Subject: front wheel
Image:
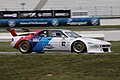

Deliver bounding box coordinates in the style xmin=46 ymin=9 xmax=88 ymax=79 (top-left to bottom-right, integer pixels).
xmin=72 ymin=41 xmax=86 ymax=53
xmin=18 ymin=41 xmax=32 ymax=54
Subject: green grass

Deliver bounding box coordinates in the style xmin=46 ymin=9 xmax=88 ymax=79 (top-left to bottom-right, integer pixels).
xmin=0 ymin=42 xmax=18 ymax=52
xmin=111 ymin=41 xmax=120 ymax=53
xmin=0 ymin=54 xmax=120 ymax=80
xmin=0 ymin=41 xmax=120 ymax=80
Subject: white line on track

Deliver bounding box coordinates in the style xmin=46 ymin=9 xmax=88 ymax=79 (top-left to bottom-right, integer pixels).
xmin=0 ymin=52 xmax=20 ymax=54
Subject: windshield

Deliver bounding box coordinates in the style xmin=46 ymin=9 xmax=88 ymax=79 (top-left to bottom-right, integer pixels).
xmin=65 ymin=31 xmax=82 ymax=38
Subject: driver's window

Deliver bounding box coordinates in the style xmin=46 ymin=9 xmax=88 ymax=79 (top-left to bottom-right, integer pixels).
xmin=49 ymin=30 xmax=67 ymax=37
xmin=38 ymin=30 xmax=48 ymax=37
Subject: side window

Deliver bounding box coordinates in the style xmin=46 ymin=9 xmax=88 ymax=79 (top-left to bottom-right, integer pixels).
xmin=49 ymin=30 xmax=67 ymax=37
xmin=38 ymin=30 xmax=48 ymax=37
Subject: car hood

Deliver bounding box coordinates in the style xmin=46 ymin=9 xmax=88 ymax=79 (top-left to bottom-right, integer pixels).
xmin=78 ymin=37 xmax=111 ymax=45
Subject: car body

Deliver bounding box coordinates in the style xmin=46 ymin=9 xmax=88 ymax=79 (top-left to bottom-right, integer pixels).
xmin=7 ymin=28 xmax=111 ymax=54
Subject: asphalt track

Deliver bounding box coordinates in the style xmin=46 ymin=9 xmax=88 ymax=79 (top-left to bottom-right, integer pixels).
xmin=0 ymin=52 xmax=120 ymax=55
xmin=0 ymin=52 xmax=20 ymax=54
xmin=0 ymin=51 xmax=76 ymax=55
xmin=0 ymin=51 xmax=119 ymax=55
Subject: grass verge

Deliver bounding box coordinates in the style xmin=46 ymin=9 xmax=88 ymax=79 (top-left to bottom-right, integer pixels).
xmin=0 ymin=54 xmax=120 ymax=80
xmin=0 ymin=42 xmax=18 ymax=52
xmin=0 ymin=41 xmax=120 ymax=80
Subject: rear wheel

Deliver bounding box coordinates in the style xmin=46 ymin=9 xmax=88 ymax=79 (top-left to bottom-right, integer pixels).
xmin=18 ymin=41 xmax=32 ymax=54
xmin=72 ymin=41 xmax=86 ymax=53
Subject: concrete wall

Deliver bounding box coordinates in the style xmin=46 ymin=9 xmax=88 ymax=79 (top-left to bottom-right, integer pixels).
xmin=104 ymin=31 xmax=120 ymax=41
xmin=101 ymin=19 xmax=120 ymax=25
xmin=78 ymin=30 xmax=120 ymax=41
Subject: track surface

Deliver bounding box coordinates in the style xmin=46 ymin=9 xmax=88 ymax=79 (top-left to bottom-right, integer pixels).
xmin=0 ymin=52 xmax=76 ymax=55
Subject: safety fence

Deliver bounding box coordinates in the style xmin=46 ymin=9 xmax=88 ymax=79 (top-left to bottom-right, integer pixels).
xmin=46 ymin=6 xmax=120 ymax=18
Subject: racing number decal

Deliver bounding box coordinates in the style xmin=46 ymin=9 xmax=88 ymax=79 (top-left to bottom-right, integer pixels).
xmin=60 ymin=40 xmax=68 ymax=49
xmin=61 ymin=41 xmax=66 ymax=46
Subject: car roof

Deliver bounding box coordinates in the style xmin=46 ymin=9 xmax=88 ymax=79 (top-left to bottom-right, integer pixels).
xmin=33 ymin=29 xmax=72 ymax=34
xmin=44 ymin=29 xmax=71 ymax=31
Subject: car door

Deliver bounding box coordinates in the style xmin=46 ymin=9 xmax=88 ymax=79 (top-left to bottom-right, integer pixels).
xmin=32 ymin=30 xmax=52 ymax=51
xmin=44 ymin=30 xmax=70 ymax=51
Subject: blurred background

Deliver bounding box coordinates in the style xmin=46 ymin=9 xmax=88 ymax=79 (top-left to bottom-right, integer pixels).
xmin=0 ymin=0 xmax=120 ymax=18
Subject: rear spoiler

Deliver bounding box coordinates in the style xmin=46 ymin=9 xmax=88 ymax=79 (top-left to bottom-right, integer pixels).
xmin=7 ymin=28 xmax=17 ymax=36
xmin=7 ymin=28 xmax=30 ymax=36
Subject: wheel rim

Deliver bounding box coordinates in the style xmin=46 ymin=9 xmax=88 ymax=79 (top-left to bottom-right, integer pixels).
xmin=19 ymin=41 xmax=30 ymax=53
xmin=73 ymin=42 xmax=85 ymax=53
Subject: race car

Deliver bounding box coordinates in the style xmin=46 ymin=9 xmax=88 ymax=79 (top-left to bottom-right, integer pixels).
xmin=7 ymin=28 xmax=111 ymax=54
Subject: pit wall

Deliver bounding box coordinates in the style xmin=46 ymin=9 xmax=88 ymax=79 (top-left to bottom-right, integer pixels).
xmin=100 ymin=19 xmax=120 ymax=25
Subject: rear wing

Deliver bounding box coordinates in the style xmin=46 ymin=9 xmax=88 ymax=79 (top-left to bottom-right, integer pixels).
xmin=7 ymin=28 xmax=17 ymax=36
xmin=7 ymin=28 xmax=30 ymax=36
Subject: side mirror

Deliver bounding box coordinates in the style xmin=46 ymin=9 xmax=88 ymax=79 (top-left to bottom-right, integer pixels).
xmin=61 ymin=35 xmax=65 ymax=39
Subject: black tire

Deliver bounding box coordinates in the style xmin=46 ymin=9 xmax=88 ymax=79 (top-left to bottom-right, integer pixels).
xmin=72 ymin=41 xmax=86 ymax=53
xmin=18 ymin=41 xmax=32 ymax=54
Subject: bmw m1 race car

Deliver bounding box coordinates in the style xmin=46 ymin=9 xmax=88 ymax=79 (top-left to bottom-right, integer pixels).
xmin=7 ymin=28 xmax=111 ymax=54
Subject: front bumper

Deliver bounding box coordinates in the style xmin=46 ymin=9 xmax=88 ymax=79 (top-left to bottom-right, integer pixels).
xmin=87 ymin=44 xmax=111 ymax=53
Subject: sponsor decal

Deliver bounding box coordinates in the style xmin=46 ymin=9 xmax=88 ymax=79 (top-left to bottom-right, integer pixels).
xmin=42 ymin=13 xmax=52 ymax=17
xmin=51 ymin=19 xmax=59 ymax=26
xmin=20 ymin=13 xmax=37 ymax=18
xmin=45 ymin=44 xmax=55 ymax=49
xmin=32 ymin=38 xmax=40 ymax=42
xmin=91 ymin=18 xmax=98 ymax=25
xmin=37 ymin=13 xmax=52 ymax=17
xmin=8 ymin=20 xmax=16 ymax=27
xmin=4 ymin=13 xmax=17 ymax=17
xmin=90 ymin=45 xmax=99 ymax=48
xmin=67 ymin=18 xmax=87 ymax=25
xmin=37 ymin=13 xmax=42 ymax=17
xmin=55 ymin=13 xmax=69 ymax=17
xmin=20 ymin=22 xmax=48 ymax=25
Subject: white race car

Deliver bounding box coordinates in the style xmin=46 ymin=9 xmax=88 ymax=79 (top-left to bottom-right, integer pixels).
xmin=7 ymin=28 xmax=111 ymax=54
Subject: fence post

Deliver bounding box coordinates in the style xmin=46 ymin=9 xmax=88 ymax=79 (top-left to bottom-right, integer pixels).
xmin=79 ymin=7 xmax=82 ymax=10
xmin=110 ymin=6 xmax=113 ymax=16
xmin=5 ymin=8 xmax=7 ymax=11
xmin=95 ymin=6 xmax=97 ymax=16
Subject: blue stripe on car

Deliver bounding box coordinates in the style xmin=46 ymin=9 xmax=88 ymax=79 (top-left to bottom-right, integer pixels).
xmin=32 ymin=37 xmax=52 ymax=51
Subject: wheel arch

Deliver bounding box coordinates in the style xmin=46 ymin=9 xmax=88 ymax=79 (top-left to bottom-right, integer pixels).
xmin=70 ymin=40 xmax=88 ymax=53
xmin=18 ymin=40 xmax=32 ymax=53
xmin=17 ymin=40 xmax=31 ymax=49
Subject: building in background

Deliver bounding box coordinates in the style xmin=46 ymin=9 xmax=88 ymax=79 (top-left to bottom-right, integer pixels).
xmin=0 ymin=0 xmax=40 ymax=11
xmin=0 ymin=0 xmax=120 ymax=17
